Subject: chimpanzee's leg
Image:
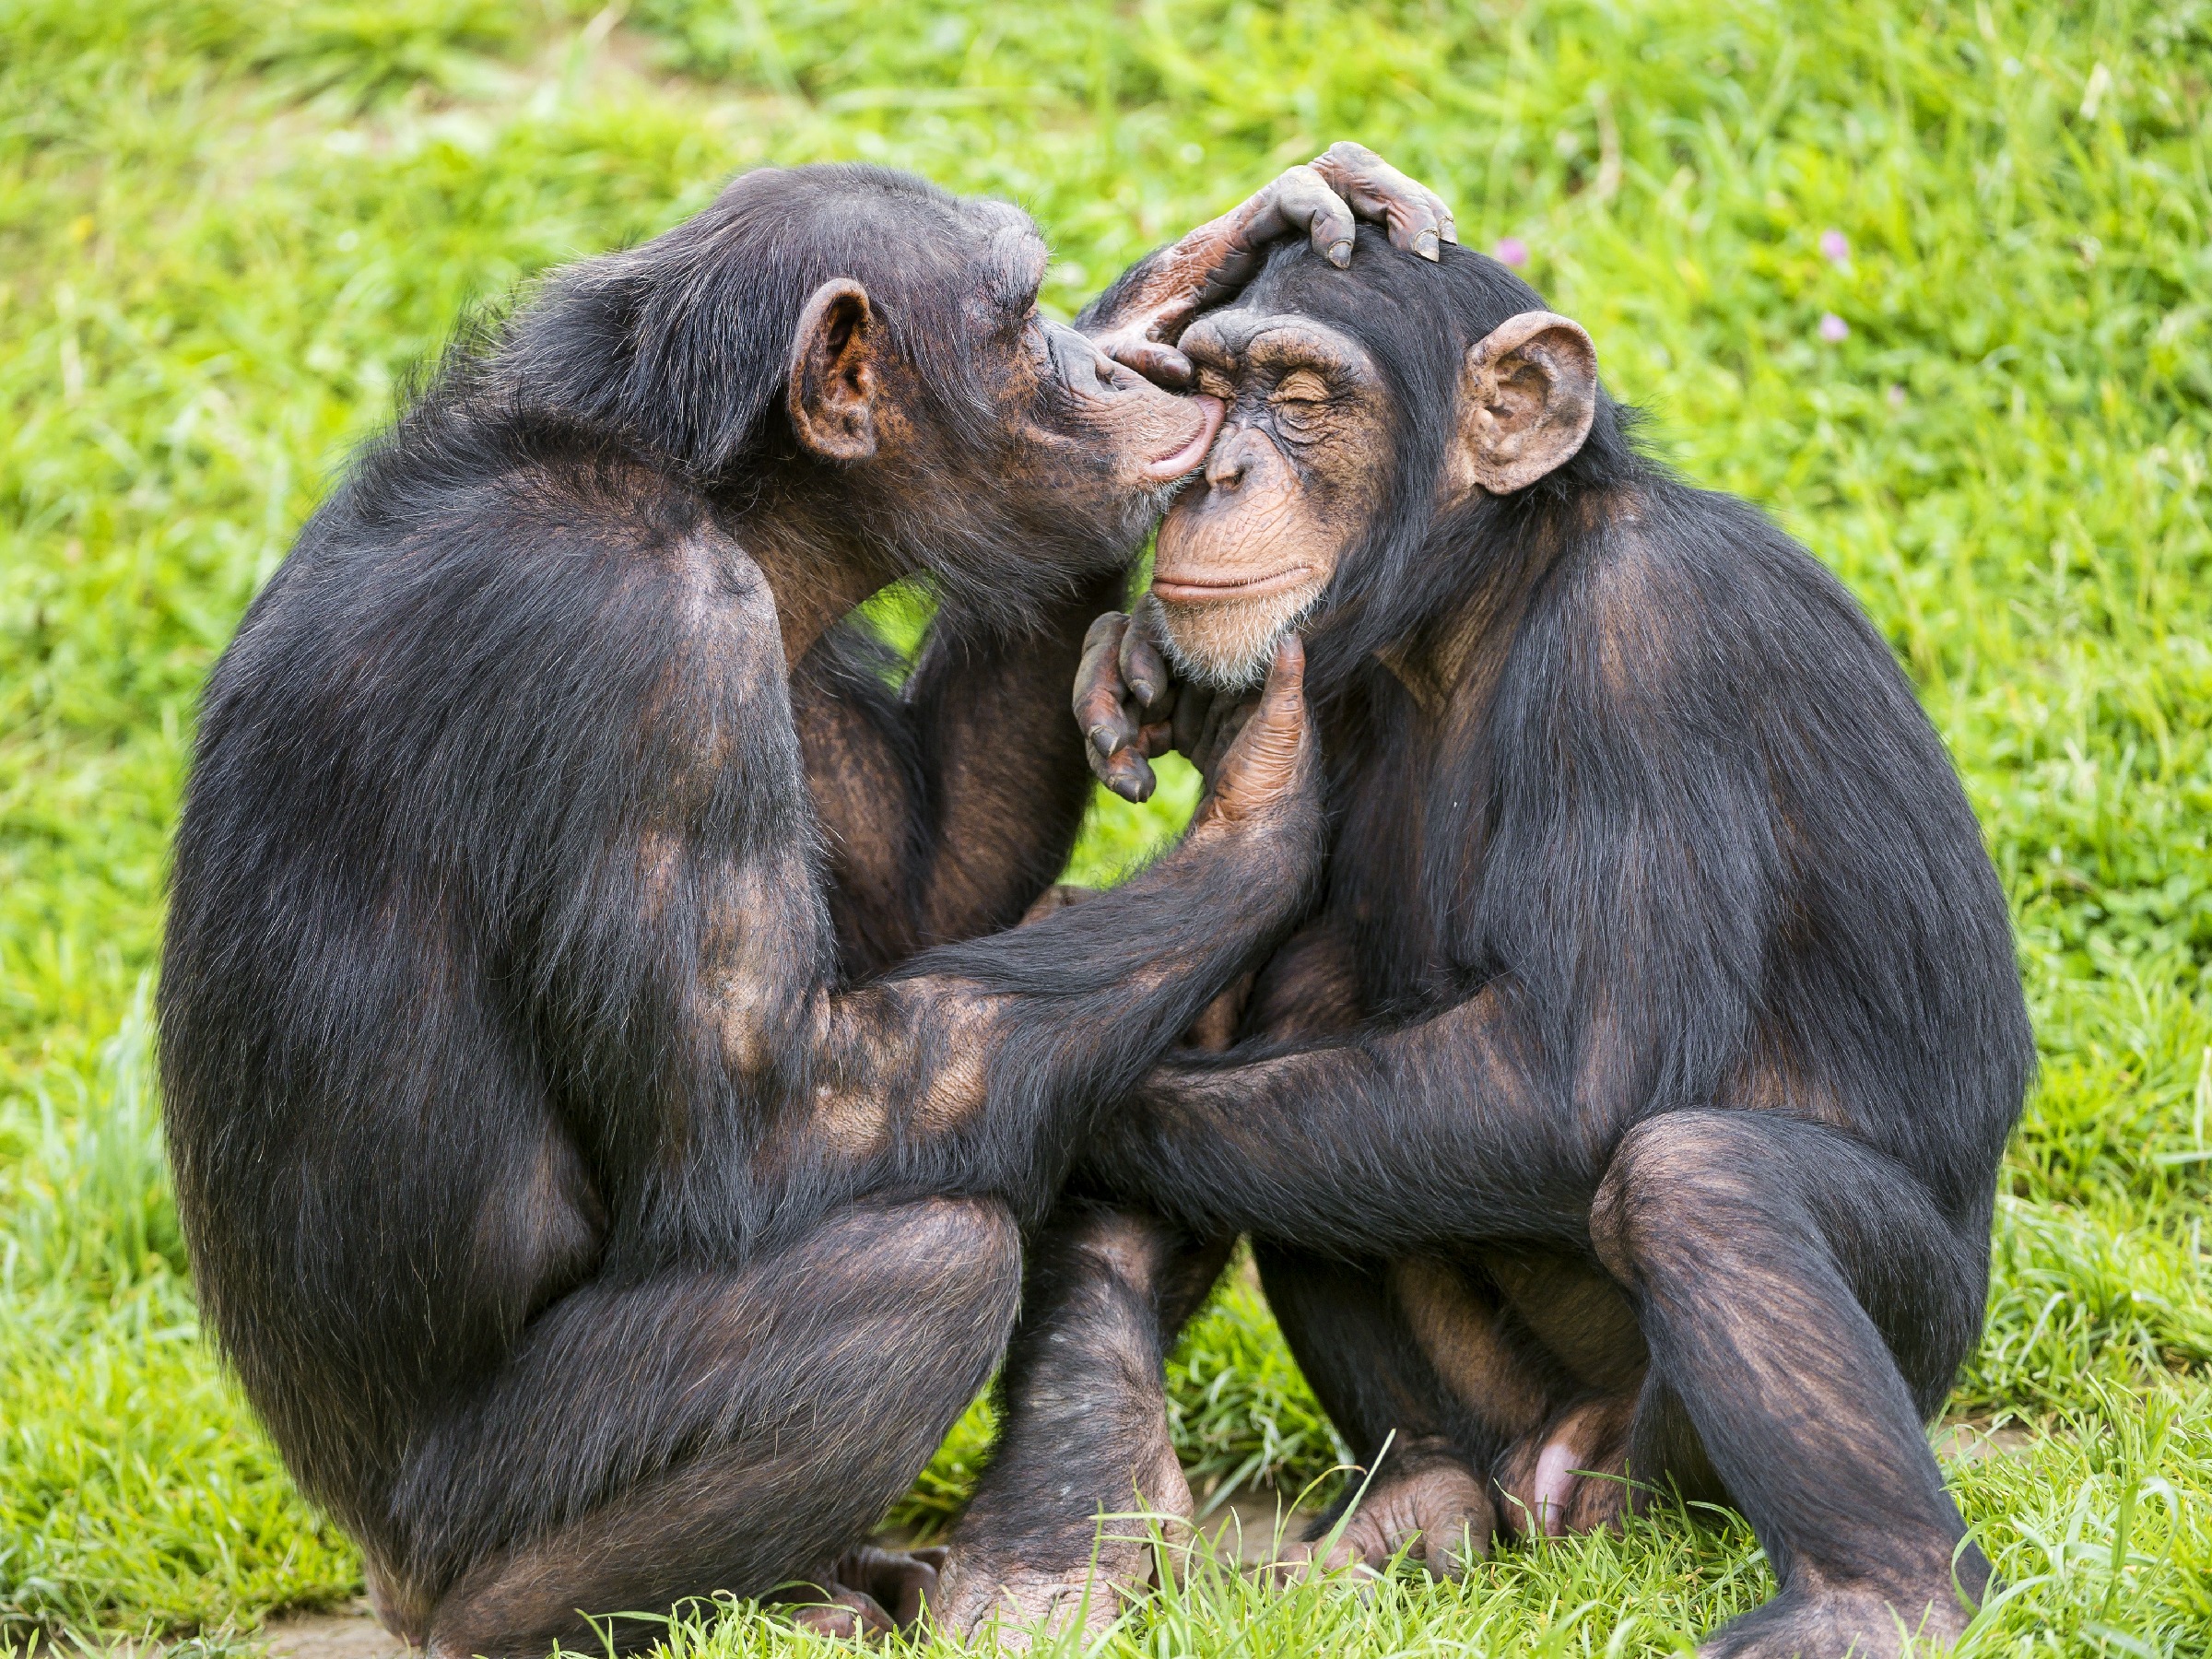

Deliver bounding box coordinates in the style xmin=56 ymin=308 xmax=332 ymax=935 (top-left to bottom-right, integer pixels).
xmin=935 ymin=1206 xmax=1230 ymax=1639
xmin=1584 ymin=1110 xmax=1992 ymax=1659
xmin=1256 ymin=1248 xmax=1535 ymax=1571
xmin=380 ymin=1197 xmax=1019 ymax=1659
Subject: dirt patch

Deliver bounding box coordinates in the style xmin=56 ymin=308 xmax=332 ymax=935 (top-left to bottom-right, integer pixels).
xmin=255 ymin=1607 xmax=406 ymax=1659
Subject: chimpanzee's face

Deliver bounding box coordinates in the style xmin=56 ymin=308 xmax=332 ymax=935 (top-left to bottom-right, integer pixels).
xmin=960 ymin=221 xmax=1223 ymax=550
xmin=783 ymin=203 xmax=1223 ymax=593
xmin=1146 ymin=242 xmax=1600 ymax=688
xmin=1147 ymin=303 xmax=1394 ymax=688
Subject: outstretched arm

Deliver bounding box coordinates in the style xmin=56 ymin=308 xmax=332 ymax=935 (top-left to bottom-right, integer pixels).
xmin=1081 ymin=987 xmax=1594 ymax=1252
xmin=805 ymin=637 xmax=1324 ymax=1218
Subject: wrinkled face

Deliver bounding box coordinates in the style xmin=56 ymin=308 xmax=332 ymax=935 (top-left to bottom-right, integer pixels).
xmin=979 ymin=221 xmax=1225 ymax=542
xmin=1147 ymin=254 xmax=1601 ymax=688
xmin=1150 ymin=306 xmax=1394 ymax=688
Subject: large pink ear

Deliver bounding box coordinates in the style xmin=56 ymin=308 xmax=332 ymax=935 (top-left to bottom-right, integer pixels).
xmin=1443 ymin=310 xmax=1597 ymax=498
xmin=787 ymin=278 xmax=878 ymax=461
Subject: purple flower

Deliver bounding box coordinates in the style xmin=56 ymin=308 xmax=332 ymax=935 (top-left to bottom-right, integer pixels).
xmin=1818 ymin=229 xmax=1850 ymax=265
xmin=1494 ymin=236 xmax=1530 ymax=268
xmin=1818 ymin=312 xmax=1850 ymax=343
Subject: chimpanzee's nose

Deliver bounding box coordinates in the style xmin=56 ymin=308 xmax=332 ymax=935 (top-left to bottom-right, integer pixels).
xmin=1205 ymin=431 xmax=1253 ymax=490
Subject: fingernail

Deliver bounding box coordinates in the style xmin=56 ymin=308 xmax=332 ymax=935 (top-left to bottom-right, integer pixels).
xmin=1088 ymin=726 xmax=1117 ymax=757
xmin=1441 ymin=220 xmax=1460 ymax=244
xmin=1129 ymin=676 xmax=1159 ymax=704
xmin=1328 ymin=241 xmax=1352 ymax=268
xmin=1417 ymin=229 xmax=1441 ymax=261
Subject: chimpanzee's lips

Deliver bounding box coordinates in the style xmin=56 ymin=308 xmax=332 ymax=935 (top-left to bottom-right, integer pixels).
xmin=1138 ymin=395 xmax=1225 ymax=482
xmin=1151 ymin=565 xmax=1317 ymax=603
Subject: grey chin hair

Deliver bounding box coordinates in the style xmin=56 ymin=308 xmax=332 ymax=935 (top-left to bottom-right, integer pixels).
xmin=1158 ymin=586 xmax=1326 ymax=694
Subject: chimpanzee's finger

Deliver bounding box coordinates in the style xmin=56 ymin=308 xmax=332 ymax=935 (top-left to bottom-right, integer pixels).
xmin=1311 ymin=141 xmax=1453 ymax=262
xmin=1264 ymin=164 xmax=1359 ymax=269
xmin=1119 ymin=599 xmax=1177 ymax=712
xmin=1430 ymin=185 xmax=1460 ymax=245
xmin=1100 ymin=745 xmax=1157 ymax=805
xmin=1194 ymin=693 xmax=1255 ymax=786
xmin=1208 ymin=634 xmax=1310 ymax=816
xmin=1100 ymin=333 xmax=1194 ymax=391
xmin=1073 ymin=611 xmax=1137 ymax=759
xmin=1171 ymin=680 xmax=1217 ymax=759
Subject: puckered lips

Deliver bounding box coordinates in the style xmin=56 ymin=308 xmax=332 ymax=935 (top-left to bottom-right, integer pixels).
xmin=1137 ymin=394 xmax=1225 ymax=484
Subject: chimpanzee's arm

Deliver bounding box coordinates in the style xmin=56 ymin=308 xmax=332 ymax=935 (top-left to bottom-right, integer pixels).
xmin=796 ymin=637 xmax=1323 ymax=1218
xmin=1082 ymin=991 xmax=1596 ymax=1251
xmin=794 ymin=570 xmax=1126 ymax=976
xmin=1084 ymin=541 xmax=1799 ymax=1250
xmin=1079 ymin=144 xmax=1454 ymax=387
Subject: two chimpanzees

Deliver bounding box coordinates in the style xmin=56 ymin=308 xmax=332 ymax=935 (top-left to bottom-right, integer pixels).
xmin=158 ymin=152 xmax=1454 ymax=1657
xmin=159 ymin=137 xmax=2024 ymax=1655
xmin=986 ymin=229 xmax=2033 ymax=1656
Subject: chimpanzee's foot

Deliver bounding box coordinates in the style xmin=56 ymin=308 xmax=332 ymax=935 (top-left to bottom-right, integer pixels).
xmin=782 ymin=1546 xmax=947 ymax=1638
xmin=931 ymin=1561 xmax=1132 ymax=1650
xmin=1277 ymin=1438 xmax=1493 ymax=1578
xmin=1700 ymin=1579 xmax=1971 ymax=1658
xmin=935 ymin=1450 xmax=1184 ymax=1647
xmin=1492 ymin=1394 xmax=1640 ymax=1539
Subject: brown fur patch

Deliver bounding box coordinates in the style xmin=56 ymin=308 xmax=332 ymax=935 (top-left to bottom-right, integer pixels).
xmin=1388 ymin=1258 xmax=1547 ymax=1441
xmin=1485 ymin=1250 xmax=1645 ymax=1393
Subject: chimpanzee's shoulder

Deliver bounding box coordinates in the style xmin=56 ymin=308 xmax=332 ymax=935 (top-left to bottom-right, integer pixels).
xmin=1561 ymin=476 xmax=1884 ymax=652
xmin=291 ymin=423 xmax=774 ymax=638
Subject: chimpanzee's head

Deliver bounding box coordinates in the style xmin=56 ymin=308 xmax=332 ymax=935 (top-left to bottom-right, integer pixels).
xmin=1146 ymin=228 xmax=1634 ymax=688
xmin=502 ymin=164 xmax=1218 ymax=629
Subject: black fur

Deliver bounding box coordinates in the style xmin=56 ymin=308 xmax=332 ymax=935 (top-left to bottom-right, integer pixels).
xmin=158 ymin=163 xmax=1320 ymax=1657
xmin=982 ymin=229 xmax=2034 ymax=1656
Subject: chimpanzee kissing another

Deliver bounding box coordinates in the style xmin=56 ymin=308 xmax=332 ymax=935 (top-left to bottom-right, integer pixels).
xmin=157 ymin=153 xmax=1456 ymax=1656
xmin=970 ymin=229 xmax=2033 ymax=1656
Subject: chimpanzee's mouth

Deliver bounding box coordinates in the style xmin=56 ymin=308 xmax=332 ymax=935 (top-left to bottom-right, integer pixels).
xmin=1138 ymin=395 xmax=1225 ymax=482
xmin=1150 ymin=565 xmax=1316 ymax=603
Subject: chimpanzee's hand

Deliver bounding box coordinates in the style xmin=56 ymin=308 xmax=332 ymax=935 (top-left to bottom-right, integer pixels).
xmin=1073 ymin=595 xmax=1251 ymax=804
xmin=1189 ymin=633 xmax=1314 ymax=831
xmin=1084 ymin=143 xmax=1456 ymax=388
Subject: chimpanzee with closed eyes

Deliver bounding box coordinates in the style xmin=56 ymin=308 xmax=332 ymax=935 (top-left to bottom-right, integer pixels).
xmin=157 ymin=152 xmax=1457 ymax=1657
xmin=955 ymin=229 xmax=2034 ymax=1655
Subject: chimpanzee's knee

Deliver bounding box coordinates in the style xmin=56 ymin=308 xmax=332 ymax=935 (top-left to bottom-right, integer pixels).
xmin=1586 ymin=1109 xmax=1779 ymax=1288
xmin=1587 ymin=1108 xmax=1983 ymax=1416
xmin=788 ymin=1195 xmax=1025 ymax=1408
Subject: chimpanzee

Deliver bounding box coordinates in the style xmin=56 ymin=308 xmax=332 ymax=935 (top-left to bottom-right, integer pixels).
xmin=947 ymin=229 xmax=2034 ymax=1656
xmin=157 ymin=153 xmax=1455 ymax=1658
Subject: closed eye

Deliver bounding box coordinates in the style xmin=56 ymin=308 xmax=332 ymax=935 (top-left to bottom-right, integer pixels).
xmin=1272 ymin=369 xmax=1333 ymax=407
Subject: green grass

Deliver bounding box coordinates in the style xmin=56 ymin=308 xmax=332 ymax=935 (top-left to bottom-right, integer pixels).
xmin=3 ymin=0 xmax=2209 ymax=1652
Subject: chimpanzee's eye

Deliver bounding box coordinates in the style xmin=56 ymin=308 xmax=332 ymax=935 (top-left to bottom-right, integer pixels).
xmin=1269 ymin=369 xmax=1332 ymax=438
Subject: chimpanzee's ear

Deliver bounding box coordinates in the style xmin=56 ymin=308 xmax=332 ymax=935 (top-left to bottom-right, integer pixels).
xmin=788 ymin=279 xmax=878 ymax=461
xmin=1444 ymin=311 xmax=1597 ymax=499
